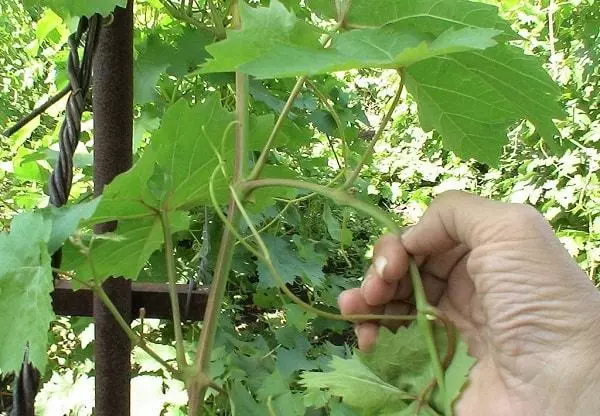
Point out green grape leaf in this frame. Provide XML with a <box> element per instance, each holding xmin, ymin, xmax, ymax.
<box><xmin>62</xmin><ymin>211</ymin><xmax>190</xmax><ymax>282</ymax></box>
<box><xmin>356</xmin><ymin>326</ymin><xmax>431</xmax><ymax>386</ymax></box>
<box><xmin>201</xmin><ymin>1</ymin><xmax>504</xmax><ymax>79</ymax></box>
<box><xmin>44</xmin><ymin>198</ymin><xmax>101</xmax><ymax>254</ymax></box>
<box><xmin>229</xmin><ymin>381</ymin><xmax>268</xmax><ymax>416</ymax></box>
<box><xmin>257</xmin><ymin>234</ymin><xmax>325</xmax><ymax>288</ymax></box>
<box><xmin>275</xmin><ymin>326</ymin><xmax>311</xmax><ymax>353</ymax></box>
<box><xmin>33</xmin><ymin>0</ymin><xmax>127</xmax><ymax>20</ymax></box>
<box><xmin>269</xmin><ymin>391</ymin><xmax>305</xmax><ymax>416</ymax></box>
<box><xmin>330</xmin><ymin>401</ymin><xmax>361</xmax><ymax>416</ymax></box>
<box><xmin>91</xmin><ymin>96</ymin><xmax>284</xmax><ymax>224</ymax></box>
<box><xmin>90</xmin><ymin>97</ymin><xmax>233</xmax><ymax>223</ymax></box>
<box><xmin>256</xmin><ymin>370</ymin><xmax>289</xmax><ymax>401</ymax></box>
<box><xmin>277</xmin><ymin>347</ymin><xmax>319</xmax><ymax>378</ymax></box>
<box><xmin>167</xmin><ymin>28</ymin><xmax>213</xmax><ymax>77</ymax></box>
<box><xmin>284</xmin><ymin>303</ymin><xmax>317</xmax><ymax>331</ymax></box>
<box><xmin>299</xmin><ymin>356</ymin><xmax>411</xmax><ymax>412</ymax></box>
<box><xmin>0</xmin><ymin>213</ymin><xmax>54</xmax><ymax>373</ymax></box>
<box><xmin>201</xmin><ymin>0</ymin><xmax>323</xmax><ymax>75</ymax></box>
<box><xmin>432</xmin><ymin>334</ymin><xmax>477</xmax><ymax>411</ymax></box>
<box><xmin>86</xmin><ymin>145</ymin><xmax>158</xmax><ymax>224</ymax></box>
<box><xmin>342</xmin><ymin>0</ymin><xmax>517</xmax><ymax>40</ymax></box>
<box><xmin>303</xmin><ymin>387</ymin><xmax>331</xmax><ymax>409</ymax></box>
<box><xmin>357</xmin><ymin>323</ymin><xmax>476</xmax><ymax>410</ymax></box>
<box><xmin>134</xmin><ymin>34</ymin><xmax>175</xmax><ymax>105</ymax></box>
<box><xmin>151</xmin><ymin>98</ymin><xmax>234</xmax><ymax>210</ymax></box>
<box><xmin>405</xmin><ymin>45</ymin><xmax>565</xmax><ymax>165</ymax></box>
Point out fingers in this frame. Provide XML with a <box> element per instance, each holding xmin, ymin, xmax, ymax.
<box><xmin>355</xmin><ymin>323</ymin><xmax>379</xmax><ymax>351</ymax></box>
<box><xmin>339</xmin><ymin>288</ymin><xmax>412</xmax><ymax>351</ymax></box>
<box><xmin>338</xmin><ymin>288</ymin><xmax>383</xmax><ymax>350</ymax></box>
<box><xmin>339</xmin><ymin>288</ymin><xmax>384</xmax><ymax>316</ymax></box>
<box><xmin>361</xmin><ymin>265</ymin><xmax>399</xmax><ymax>305</ymax></box>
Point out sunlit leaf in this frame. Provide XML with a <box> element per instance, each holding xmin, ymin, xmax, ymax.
<box><xmin>0</xmin><ymin>213</ymin><xmax>54</xmax><ymax>373</ymax></box>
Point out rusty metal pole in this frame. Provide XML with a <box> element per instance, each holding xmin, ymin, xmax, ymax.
<box><xmin>92</xmin><ymin>2</ymin><xmax>133</xmax><ymax>415</ymax></box>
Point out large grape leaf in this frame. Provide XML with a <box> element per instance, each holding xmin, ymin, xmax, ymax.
<box><xmin>405</xmin><ymin>45</ymin><xmax>565</xmax><ymax>165</ymax></box>
<box><xmin>229</xmin><ymin>381</ymin><xmax>268</xmax><ymax>416</ymax></box>
<box><xmin>90</xmin><ymin>97</ymin><xmax>291</xmax><ymax>224</ymax></box>
<box><xmin>299</xmin><ymin>356</ymin><xmax>411</xmax><ymax>412</ymax></box>
<box><xmin>62</xmin><ymin>211</ymin><xmax>190</xmax><ymax>282</ymax></box>
<box><xmin>356</xmin><ymin>326</ymin><xmax>431</xmax><ymax>386</ymax></box>
<box><xmin>26</xmin><ymin>0</ymin><xmax>126</xmax><ymax>20</ymax></box>
<box><xmin>300</xmin><ymin>323</ymin><xmax>475</xmax><ymax>414</ymax></box>
<box><xmin>200</xmin><ymin>0</ymin><xmax>503</xmax><ymax>78</ymax></box>
<box><xmin>357</xmin><ymin>323</ymin><xmax>476</xmax><ymax>411</ymax></box>
<box><xmin>257</xmin><ymin>234</ymin><xmax>325</xmax><ymax>288</ymax></box>
<box><xmin>0</xmin><ymin>213</ymin><xmax>54</xmax><ymax>373</ymax></box>
<box><xmin>339</xmin><ymin>0</ymin><xmax>517</xmax><ymax>40</ymax></box>
<box><xmin>89</xmin><ymin>97</ymin><xmax>232</xmax><ymax>223</ymax></box>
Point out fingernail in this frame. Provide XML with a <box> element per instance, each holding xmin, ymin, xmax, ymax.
<box><xmin>374</xmin><ymin>256</ymin><xmax>387</xmax><ymax>277</ymax></box>
<box><xmin>354</xmin><ymin>325</ymin><xmax>360</xmax><ymax>338</ymax></box>
<box><xmin>401</xmin><ymin>226</ymin><xmax>413</xmax><ymax>240</ymax></box>
<box><xmin>361</xmin><ymin>272</ymin><xmax>371</xmax><ymax>288</ymax></box>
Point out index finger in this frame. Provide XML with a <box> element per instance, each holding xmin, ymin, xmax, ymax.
<box><xmin>373</xmin><ymin>234</ymin><xmax>410</xmax><ymax>281</ymax></box>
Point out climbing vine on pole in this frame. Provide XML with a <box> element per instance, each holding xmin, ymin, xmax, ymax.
<box><xmin>0</xmin><ymin>0</ymin><xmax>564</xmax><ymax>414</ymax></box>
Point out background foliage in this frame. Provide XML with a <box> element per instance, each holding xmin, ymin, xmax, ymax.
<box><xmin>0</xmin><ymin>0</ymin><xmax>598</xmax><ymax>414</ymax></box>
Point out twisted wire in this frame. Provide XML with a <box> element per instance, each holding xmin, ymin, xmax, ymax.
<box><xmin>48</xmin><ymin>16</ymin><xmax>101</xmax><ymax>207</ymax></box>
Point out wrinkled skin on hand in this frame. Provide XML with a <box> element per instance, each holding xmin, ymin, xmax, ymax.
<box><xmin>338</xmin><ymin>191</ymin><xmax>600</xmax><ymax>416</ymax></box>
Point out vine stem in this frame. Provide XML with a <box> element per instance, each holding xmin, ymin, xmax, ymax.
<box><xmin>410</xmin><ymin>261</ymin><xmax>448</xmax><ymax>414</ymax></box>
<box><xmin>189</xmin><ymin>52</ymin><xmax>250</xmax><ymax>416</ymax></box>
<box><xmin>240</xmin><ymin>178</ymin><xmax>399</xmax><ymax>232</ymax></box>
<box><xmin>248</xmin><ymin>2</ymin><xmax>352</xmax><ymax>181</ymax></box>
<box><xmin>159</xmin><ymin>210</ymin><xmax>188</xmax><ymax>368</ymax></box>
<box><xmin>210</xmin><ymin>150</ymin><xmax>415</xmax><ymax>323</ymax></box>
<box><xmin>248</xmin><ymin>76</ymin><xmax>307</xmax><ymax>181</ymax></box>
<box><xmin>158</xmin><ymin>0</ymin><xmax>212</xmax><ymax>33</ymax></box>
<box><xmin>227</xmin><ymin>180</ymin><xmax>416</xmax><ymax>323</ymax></box>
<box><xmin>92</xmin><ymin>283</ymin><xmax>180</xmax><ymax>376</ymax></box>
<box><xmin>61</xmin><ymin>249</ymin><xmax>181</xmax><ymax>378</ymax></box>
<box><xmin>342</xmin><ymin>71</ymin><xmax>405</xmax><ymax>189</ymax></box>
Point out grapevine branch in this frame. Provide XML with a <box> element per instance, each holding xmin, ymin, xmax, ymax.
<box><xmin>189</xmin><ymin>4</ymin><xmax>249</xmax><ymax>410</ymax></box>
<box><xmin>158</xmin><ymin>0</ymin><xmax>212</xmax><ymax>33</ymax></box>
<box><xmin>342</xmin><ymin>71</ymin><xmax>405</xmax><ymax>189</ymax></box>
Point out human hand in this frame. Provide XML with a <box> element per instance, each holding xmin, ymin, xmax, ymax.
<box><xmin>338</xmin><ymin>191</ymin><xmax>600</xmax><ymax>415</ymax></box>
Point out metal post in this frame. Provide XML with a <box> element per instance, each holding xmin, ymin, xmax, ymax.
<box><xmin>92</xmin><ymin>2</ymin><xmax>133</xmax><ymax>415</ymax></box>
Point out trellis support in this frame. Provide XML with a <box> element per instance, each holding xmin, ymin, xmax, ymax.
<box><xmin>92</xmin><ymin>2</ymin><xmax>134</xmax><ymax>414</ymax></box>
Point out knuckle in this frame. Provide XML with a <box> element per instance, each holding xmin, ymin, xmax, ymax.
<box><xmin>506</xmin><ymin>203</ymin><xmax>548</xmax><ymax>234</ymax></box>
